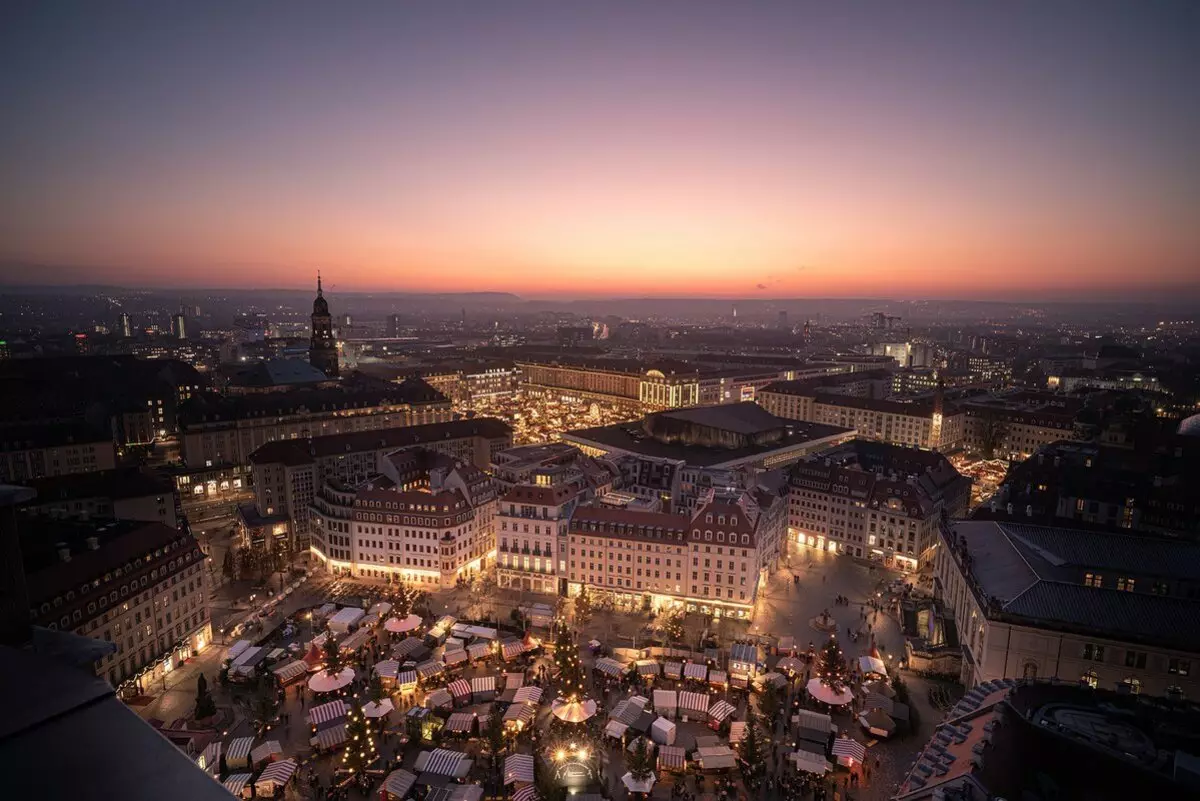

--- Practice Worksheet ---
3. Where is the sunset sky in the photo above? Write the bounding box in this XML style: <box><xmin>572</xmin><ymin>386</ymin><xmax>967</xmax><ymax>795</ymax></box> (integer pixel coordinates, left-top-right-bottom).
<box><xmin>1</xmin><ymin>2</ymin><xmax>1197</xmax><ymax>300</ymax></box>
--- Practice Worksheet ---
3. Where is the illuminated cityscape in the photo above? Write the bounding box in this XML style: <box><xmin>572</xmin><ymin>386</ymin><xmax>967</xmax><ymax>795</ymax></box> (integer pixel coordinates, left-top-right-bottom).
<box><xmin>2</xmin><ymin>4</ymin><xmax>1200</xmax><ymax>801</ymax></box>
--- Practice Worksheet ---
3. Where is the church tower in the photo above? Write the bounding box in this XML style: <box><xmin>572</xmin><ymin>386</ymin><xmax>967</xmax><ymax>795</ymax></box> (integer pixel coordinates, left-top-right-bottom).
<box><xmin>309</xmin><ymin>273</ymin><xmax>339</xmax><ymax>377</ymax></box>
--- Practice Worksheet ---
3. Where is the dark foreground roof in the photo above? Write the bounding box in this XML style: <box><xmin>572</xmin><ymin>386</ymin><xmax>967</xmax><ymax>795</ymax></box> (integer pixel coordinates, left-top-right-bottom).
<box><xmin>249</xmin><ymin>417</ymin><xmax>513</xmax><ymax>466</ymax></box>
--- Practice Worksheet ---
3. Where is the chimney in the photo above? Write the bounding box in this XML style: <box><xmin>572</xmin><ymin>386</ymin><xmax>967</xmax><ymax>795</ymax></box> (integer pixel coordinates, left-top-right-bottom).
<box><xmin>56</xmin><ymin>542</ymin><xmax>71</xmax><ymax>562</ymax></box>
<box><xmin>86</xmin><ymin>536</ymin><xmax>100</xmax><ymax>551</ymax></box>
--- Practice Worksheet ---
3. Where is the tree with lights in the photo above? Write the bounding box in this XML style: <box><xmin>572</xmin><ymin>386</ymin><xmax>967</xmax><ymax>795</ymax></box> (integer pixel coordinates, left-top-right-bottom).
<box><xmin>816</xmin><ymin>636</ymin><xmax>848</xmax><ymax>694</ymax></box>
<box><xmin>392</xmin><ymin>576</ymin><xmax>417</xmax><ymax>617</ymax></box>
<box><xmin>554</xmin><ymin>626</ymin><xmax>584</xmax><ymax>697</ymax></box>
<box><xmin>661</xmin><ymin>606</ymin><xmax>684</xmax><ymax>647</ymax></box>
<box><xmin>341</xmin><ymin>699</ymin><xmax>378</xmax><ymax>777</ymax></box>
<box><xmin>573</xmin><ymin>585</ymin><xmax>593</xmax><ymax>626</ymax></box>
<box><xmin>628</xmin><ymin>736</ymin><xmax>654</xmax><ymax>783</ymax></box>
<box><xmin>757</xmin><ymin>681</ymin><xmax>783</xmax><ymax>733</ymax></box>
<box><xmin>484</xmin><ymin>703</ymin><xmax>506</xmax><ymax>765</ymax></box>
<box><xmin>322</xmin><ymin>633</ymin><xmax>341</xmax><ymax>675</ymax></box>
<box><xmin>368</xmin><ymin>671</ymin><xmax>386</xmax><ymax>705</ymax></box>
<box><xmin>737</xmin><ymin>712</ymin><xmax>766</xmax><ymax>793</ymax></box>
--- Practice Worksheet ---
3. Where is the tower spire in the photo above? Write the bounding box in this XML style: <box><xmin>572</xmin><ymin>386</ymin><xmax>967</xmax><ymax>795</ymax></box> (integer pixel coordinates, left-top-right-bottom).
<box><xmin>317</xmin><ymin>271</ymin><xmax>323</xmax><ymax>295</ymax></box>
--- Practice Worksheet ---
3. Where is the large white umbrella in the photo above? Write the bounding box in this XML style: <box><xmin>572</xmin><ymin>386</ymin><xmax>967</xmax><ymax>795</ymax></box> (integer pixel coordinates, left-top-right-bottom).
<box><xmin>621</xmin><ymin>773</ymin><xmax>656</xmax><ymax>794</ymax></box>
<box><xmin>385</xmin><ymin>614</ymin><xmax>422</xmax><ymax>634</ymax></box>
<box><xmin>308</xmin><ymin>666</ymin><xmax>355</xmax><ymax>693</ymax></box>
<box><xmin>363</xmin><ymin>698</ymin><xmax>395</xmax><ymax>719</ymax></box>
<box><xmin>806</xmin><ymin>677</ymin><xmax>853</xmax><ymax>706</ymax></box>
<box><xmin>551</xmin><ymin>697</ymin><xmax>598</xmax><ymax>723</ymax></box>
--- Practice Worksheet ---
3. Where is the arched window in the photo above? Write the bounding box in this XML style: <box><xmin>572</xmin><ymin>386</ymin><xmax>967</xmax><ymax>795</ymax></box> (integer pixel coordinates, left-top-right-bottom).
<box><xmin>1022</xmin><ymin>661</ymin><xmax>1038</xmax><ymax>679</ymax></box>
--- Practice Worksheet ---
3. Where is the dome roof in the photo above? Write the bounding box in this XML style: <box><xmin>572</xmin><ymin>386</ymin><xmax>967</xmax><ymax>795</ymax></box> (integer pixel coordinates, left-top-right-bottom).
<box><xmin>1179</xmin><ymin>414</ymin><xmax>1200</xmax><ymax>437</ymax></box>
<box><xmin>312</xmin><ymin>294</ymin><xmax>329</xmax><ymax>315</ymax></box>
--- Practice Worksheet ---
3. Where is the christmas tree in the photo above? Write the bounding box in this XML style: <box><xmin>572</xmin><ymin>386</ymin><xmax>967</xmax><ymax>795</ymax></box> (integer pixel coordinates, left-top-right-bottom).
<box><xmin>368</xmin><ymin>671</ymin><xmax>386</xmax><ymax>705</ymax></box>
<box><xmin>341</xmin><ymin>699</ymin><xmax>378</xmax><ymax>776</ymax></box>
<box><xmin>660</xmin><ymin>606</ymin><xmax>684</xmax><ymax>646</ymax></box>
<box><xmin>573</xmin><ymin>585</ymin><xmax>593</xmax><ymax>625</ymax></box>
<box><xmin>322</xmin><ymin>633</ymin><xmax>342</xmax><ymax>676</ymax></box>
<box><xmin>554</xmin><ymin>626</ymin><xmax>584</xmax><ymax>698</ymax></box>
<box><xmin>816</xmin><ymin>636</ymin><xmax>848</xmax><ymax>694</ymax></box>
<box><xmin>737</xmin><ymin>712</ymin><xmax>766</xmax><ymax>792</ymax></box>
<box><xmin>628</xmin><ymin>736</ymin><xmax>653</xmax><ymax>783</ymax></box>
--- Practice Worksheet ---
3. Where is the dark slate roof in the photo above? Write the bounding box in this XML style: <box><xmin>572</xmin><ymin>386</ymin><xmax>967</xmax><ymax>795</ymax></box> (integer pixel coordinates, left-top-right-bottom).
<box><xmin>248</xmin><ymin>418</ymin><xmax>513</xmax><ymax>466</ymax></box>
<box><xmin>22</xmin><ymin>466</ymin><xmax>173</xmax><ymax>502</ymax></box>
<box><xmin>229</xmin><ymin>358</ymin><xmax>330</xmax><ymax>388</ymax></box>
<box><xmin>1002</xmin><ymin>582</ymin><xmax>1200</xmax><ymax>651</ymax></box>
<box><xmin>651</xmin><ymin>402</ymin><xmax>784</xmax><ymax>436</ymax></box>
<box><xmin>1002</xmin><ymin>522</ymin><xmax>1200</xmax><ymax>582</ymax></box>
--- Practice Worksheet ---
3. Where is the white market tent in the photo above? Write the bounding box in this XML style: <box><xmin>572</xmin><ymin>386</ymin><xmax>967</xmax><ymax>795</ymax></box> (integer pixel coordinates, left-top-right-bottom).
<box><xmin>831</xmin><ymin>737</ymin><xmax>867</xmax><ymax>766</ymax></box>
<box><xmin>425</xmin><ymin>688</ymin><xmax>453</xmax><ymax>709</ymax></box>
<box><xmin>653</xmin><ymin>689</ymin><xmax>677</xmax><ymax>718</ymax></box>
<box><xmin>364</xmin><ymin>698</ymin><xmax>395</xmax><ymax>719</ymax></box>
<box><xmin>340</xmin><ymin>627</ymin><xmax>373</xmax><ymax>653</ymax></box>
<box><xmin>223</xmin><ymin>773</ymin><xmax>252</xmax><ymax>797</ymax></box>
<box><xmin>789</xmin><ymin>750</ymin><xmax>831</xmax><ymax>775</ymax></box>
<box><xmin>309</xmin><ymin>666</ymin><xmax>355</xmax><ymax>693</ymax></box>
<box><xmin>414</xmin><ymin>747</ymin><xmax>473</xmax><ymax>779</ymax></box>
<box><xmin>806</xmin><ymin>677</ymin><xmax>854</xmax><ymax>706</ymax></box>
<box><xmin>707</xmin><ymin>699</ymin><xmax>736</xmax><ymax>725</ymax></box>
<box><xmin>694</xmin><ymin>746</ymin><xmax>737</xmax><ymax>771</ymax></box>
<box><xmin>311</xmin><ymin>724</ymin><xmax>347</xmax><ymax>750</ymax></box>
<box><xmin>368</xmin><ymin>601</ymin><xmax>393</xmax><ymax>617</ymax></box>
<box><xmin>227</xmin><ymin>640</ymin><xmax>253</xmax><ymax>661</ymax></box>
<box><xmin>308</xmin><ymin>699</ymin><xmax>348</xmax><ymax>727</ymax></box>
<box><xmin>503</xmin><ymin>754</ymin><xmax>535</xmax><ymax>785</ymax></box>
<box><xmin>621</xmin><ymin>772</ymin><xmax>656</xmax><ymax>794</ymax></box>
<box><xmin>650</xmin><ymin>717</ymin><xmax>676</xmax><ymax>746</ymax></box>
<box><xmin>604</xmin><ymin>720</ymin><xmax>628</xmax><ymax>739</ymax></box>
<box><xmin>272</xmin><ymin>659</ymin><xmax>309</xmax><ymax>684</ymax></box>
<box><xmin>254</xmin><ymin>758</ymin><xmax>298</xmax><ymax>795</ymax></box>
<box><xmin>328</xmin><ymin>606</ymin><xmax>365</xmax><ymax>634</ymax></box>
<box><xmin>859</xmin><ymin>654</ymin><xmax>887</xmax><ymax>676</ymax></box>
<box><xmin>250</xmin><ymin>740</ymin><xmax>282</xmax><ymax>766</ymax></box>
<box><xmin>385</xmin><ymin>613</ymin><xmax>423</xmax><ymax>634</ymax></box>
<box><xmin>225</xmin><ymin>737</ymin><xmax>254</xmax><ymax>769</ymax></box>
<box><xmin>728</xmin><ymin>721</ymin><xmax>746</xmax><ymax>745</ymax></box>
<box><xmin>551</xmin><ymin>697</ymin><xmax>598</xmax><ymax>723</ymax></box>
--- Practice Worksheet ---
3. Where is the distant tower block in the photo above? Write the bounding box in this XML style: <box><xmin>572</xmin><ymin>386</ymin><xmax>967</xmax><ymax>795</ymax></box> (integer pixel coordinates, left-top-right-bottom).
<box><xmin>309</xmin><ymin>273</ymin><xmax>339</xmax><ymax>377</ymax></box>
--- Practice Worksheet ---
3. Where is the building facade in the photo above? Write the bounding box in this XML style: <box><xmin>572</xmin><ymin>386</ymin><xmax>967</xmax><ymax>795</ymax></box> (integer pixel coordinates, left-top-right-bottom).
<box><xmin>21</xmin><ymin>467</ymin><xmax>181</xmax><ymax>531</ymax></box>
<box><xmin>0</xmin><ymin>423</ymin><xmax>118</xmax><ymax>483</ymax></box>
<box><xmin>22</xmin><ymin>519</ymin><xmax>212</xmax><ymax>698</ymax></box>
<box><xmin>933</xmin><ymin>520</ymin><xmax>1200</xmax><ymax>697</ymax></box>
<box><xmin>309</xmin><ymin>451</ymin><xmax>497</xmax><ymax>587</ymax></box>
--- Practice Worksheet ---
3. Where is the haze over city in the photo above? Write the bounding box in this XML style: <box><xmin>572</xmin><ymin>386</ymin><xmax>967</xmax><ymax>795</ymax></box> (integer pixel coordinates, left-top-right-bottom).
<box><xmin>2</xmin><ymin>1</ymin><xmax>1198</xmax><ymax>301</ymax></box>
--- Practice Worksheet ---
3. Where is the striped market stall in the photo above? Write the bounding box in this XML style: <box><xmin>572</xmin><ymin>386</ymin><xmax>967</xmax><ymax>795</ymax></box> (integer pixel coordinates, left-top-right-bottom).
<box><xmin>443</xmin><ymin>649</ymin><xmax>468</xmax><ymax>667</ymax></box>
<box><xmin>658</xmin><ymin>745</ymin><xmax>686</xmax><ymax>772</ymax></box>
<box><xmin>448</xmin><ymin>678</ymin><xmax>472</xmax><ymax>704</ymax></box>
<box><xmin>512</xmin><ymin>686</ymin><xmax>542</xmax><ymax>704</ymax></box>
<box><xmin>444</xmin><ymin>711</ymin><xmax>477</xmax><ymax>735</ymax></box>
<box><xmin>272</xmin><ymin>659</ymin><xmax>309</xmax><ymax>686</ymax></box>
<box><xmin>707</xmin><ymin>700</ymin><xmax>736</xmax><ymax>727</ymax></box>
<box><xmin>414</xmin><ymin>748</ymin><xmax>473</xmax><ymax>779</ymax></box>
<box><xmin>831</xmin><ymin>737</ymin><xmax>867</xmax><ymax>767</ymax></box>
<box><xmin>425</xmin><ymin>688</ymin><xmax>452</xmax><ymax>710</ymax></box>
<box><xmin>308</xmin><ymin>699</ymin><xmax>348</xmax><ymax>729</ymax></box>
<box><xmin>381</xmin><ymin>769</ymin><xmax>416</xmax><ymax>801</ymax></box>
<box><xmin>512</xmin><ymin>785</ymin><xmax>540</xmax><ymax>801</ymax></box>
<box><xmin>679</xmin><ymin>692</ymin><xmax>709</xmax><ymax>720</ymax></box>
<box><xmin>503</xmin><ymin>754</ymin><xmax>535</xmax><ymax>785</ymax></box>
<box><xmin>467</xmin><ymin>642</ymin><xmax>492</xmax><ymax>662</ymax></box>
<box><xmin>223</xmin><ymin>773</ymin><xmax>252</xmax><ymax>798</ymax></box>
<box><xmin>502</xmin><ymin>703</ymin><xmax>536</xmax><ymax>729</ymax></box>
<box><xmin>250</xmin><ymin>740</ymin><xmax>282</xmax><ymax>766</ymax></box>
<box><xmin>311</xmin><ymin>724</ymin><xmax>347</xmax><ymax>750</ymax></box>
<box><xmin>663</xmin><ymin>662</ymin><xmax>682</xmax><ymax>680</ymax></box>
<box><xmin>594</xmin><ymin>657</ymin><xmax>625</xmax><ymax>677</ymax></box>
<box><xmin>471</xmin><ymin>675</ymin><xmax>497</xmax><ymax>701</ymax></box>
<box><xmin>254</xmin><ymin>758</ymin><xmax>298</xmax><ymax>796</ymax></box>
<box><xmin>683</xmin><ymin>662</ymin><xmax>707</xmax><ymax>682</ymax></box>
<box><xmin>415</xmin><ymin>660</ymin><xmax>444</xmax><ymax>681</ymax></box>
<box><xmin>225</xmin><ymin>737</ymin><xmax>254</xmax><ymax>769</ymax></box>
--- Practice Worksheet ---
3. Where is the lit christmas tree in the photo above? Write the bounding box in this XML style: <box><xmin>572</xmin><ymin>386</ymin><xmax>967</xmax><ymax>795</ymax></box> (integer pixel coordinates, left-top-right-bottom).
<box><xmin>554</xmin><ymin>625</ymin><xmax>584</xmax><ymax>698</ymax></box>
<box><xmin>816</xmin><ymin>637</ymin><xmax>848</xmax><ymax>694</ymax></box>
<box><xmin>322</xmin><ymin>633</ymin><xmax>342</xmax><ymax>676</ymax></box>
<box><xmin>341</xmin><ymin>699</ymin><xmax>378</xmax><ymax>776</ymax></box>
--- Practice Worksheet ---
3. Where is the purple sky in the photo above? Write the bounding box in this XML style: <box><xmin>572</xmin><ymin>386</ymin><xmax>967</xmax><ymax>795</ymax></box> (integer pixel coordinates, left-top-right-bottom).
<box><xmin>1</xmin><ymin>1</ymin><xmax>1197</xmax><ymax>299</ymax></box>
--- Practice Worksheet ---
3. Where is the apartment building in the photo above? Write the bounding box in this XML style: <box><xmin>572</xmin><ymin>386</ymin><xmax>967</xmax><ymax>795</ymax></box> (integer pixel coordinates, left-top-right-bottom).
<box><xmin>0</xmin><ymin>422</ymin><xmax>118</xmax><ymax>483</ymax></box>
<box><xmin>177</xmin><ymin>375</ymin><xmax>451</xmax><ymax>468</ymax></box>
<box><xmin>565</xmin><ymin>489</ymin><xmax>783</xmax><ymax>619</ymax></box>
<box><xmin>934</xmin><ymin>520</ymin><xmax>1200</xmax><ymax>697</ymax></box>
<box><xmin>22</xmin><ymin>518</ymin><xmax>212</xmax><ymax>698</ymax></box>
<box><xmin>309</xmin><ymin>450</ymin><xmax>497</xmax><ymax>587</ymax></box>
<box><xmin>20</xmin><ymin>467</ymin><xmax>181</xmax><ymax>530</ymax></box>
<box><xmin>788</xmin><ymin>440</ymin><xmax>970</xmax><ymax>568</ymax></box>
<box><xmin>246</xmin><ymin>418</ymin><xmax>511</xmax><ymax>550</ymax></box>
<box><xmin>961</xmin><ymin>392</ymin><xmax>1083</xmax><ymax>460</ymax></box>
<box><xmin>496</xmin><ymin>483</ymin><xmax>579</xmax><ymax>595</ymax></box>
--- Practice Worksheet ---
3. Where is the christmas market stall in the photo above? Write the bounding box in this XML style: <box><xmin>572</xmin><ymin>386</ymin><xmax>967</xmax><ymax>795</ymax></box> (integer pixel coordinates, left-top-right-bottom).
<box><xmin>381</xmin><ymin>769</ymin><xmax>417</xmax><ymax>801</ymax></box>
<box><xmin>223</xmin><ymin>773</ymin><xmax>252</xmax><ymax>799</ymax></box>
<box><xmin>414</xmin><ymin>747</ymin><xmax>473</xmax><ymax>779</ymax></box>
<box><xmin>253</xmin><ymin>757</ymin><xmax>297</xmax><ymax>798</ymax></box>
<box><xmin>225</xmin><ymin>737</ymin><xmax>254</xmax><ymax>770</ymax></box>
<box><xmin>831</xmin><ymin>736</ymin><xmax>867</xmax><ymax>768</ymax></box>
<box><xmin>678</xmin><ymin>691</ymin><xmax>709</xmax><ymax>722</ymax></box>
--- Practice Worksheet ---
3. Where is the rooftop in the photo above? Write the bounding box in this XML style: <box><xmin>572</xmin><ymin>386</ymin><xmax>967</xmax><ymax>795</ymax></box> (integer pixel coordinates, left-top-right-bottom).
<box><xmin>228</xmin><ymin>357</ymin><xmax>332</xmax><ymax>388</ymax></box>
<box><xmin>249</xmin><ymin>417</ymin><xmax>512</xmax><ymax>467</ymax></box>
<box><xmin>21</xmin><ymin>466</ymin><xmax>173</xmax><ymax>503</ymax></box>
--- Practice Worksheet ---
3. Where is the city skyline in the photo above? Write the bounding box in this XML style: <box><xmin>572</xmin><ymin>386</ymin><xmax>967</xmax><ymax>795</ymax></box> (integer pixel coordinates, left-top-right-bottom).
<box><xmin>2</xmin><ymin>2</ymin><xmax>1198</xmax><ymax>301</ymax></box>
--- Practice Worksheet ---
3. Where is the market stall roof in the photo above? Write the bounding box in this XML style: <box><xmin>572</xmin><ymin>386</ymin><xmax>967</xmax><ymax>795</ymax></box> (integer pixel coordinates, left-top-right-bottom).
<box><xmin>397</xmin><ymin>670</ymin><xmax>418</xmax><ymax>688</ymax></box>
<box><xmin>426</xmin><ymin>785</ymin><xmax>484</xmax><ymax>801</ymax></box>
<box><xmin>621</xmin><ymin>772</ymin><xmax>655</xmax><ymax>793</ymax></box>
<box><xmin>415</xmin><ymin>748</ymin><xmax>472</xmax><ymax>778</ymax></box>
<box><xmin>755</xmin><ymin>671</ymin><xmax>787</xmax><ymax>690</ymax></box>
<box><xmin>776</xmin><ymin>656</ymin><xmax>805</xmax><ymax>674</ymax></box>
<box><xmin>382</xmin><ymin>769</ymin><xmax>416</xmax><ymax>800</ymax></box>
<box><xmin>429</xmin><ymin>616</ymin><xmax>457</xmax><ymax>637</ymax></box>
<box><xmin>708</xmin><ymin>669</ymin><xmax>728</xmax><ymax>686</ymax></box>
<box><xmin>793</xmin><ymin>708</ymin><xmax>834</xmax><ymax>733</ymax></box>
<box><xmin>328</xmin><ymin>607</ymin><xmax>365</xmax><ymax>630</ymax></box>
<box><xmin>504</xmin><ymin>754</ymin><xmax>535</xmax><ymax>785</ymax></box>
<box><xmin>467</xmin><ymin>642</ymin><xmax>492</xmax><ymax>661</ymax></box>
<box><xmin>443</xmin><ymin>649</ymin><xmax>468</xmax><ymax>666</ymax></box>
<box><xmin>393</xmin><ymin>637</ymin><xmax>428</xmax><ymax>661</ymax></box>
<box><xmin>694</xmin><ymin>746</ymin><xmax>737</xmax><ymax>771</ymax></box>
<box><xmin>311</xmin><ymin>724</ymin><xmax>346</xmax><ymax>750</ymax></box>
<box><xmin>594</xmin><ymin>657</ymin><xmax>625</xmax><ymax>677</ymax></box>
<box><xmin>683</xmin><ymin>662</ymin><xmax>707</xmax><ymax>681</ymax></box>
<box><xmin>512</xmin><ymin>686</ymin><xmax>542</xmax><ymax>705</ymax></box>
<box><xmin>505</xmin><ymin>673</ymin><xmax>525</xmax><ymax>689</ymax></box>
<box><xmin>225</xmin><ymin>737</ymin><xmax>253</xmax><ymax>764</ymax></box>
<box><xmin>512</xmin><ymin>785</ymin><xmax>540</xmax><ymax>801</ymax></box>
<box><xmin>679</xmin><ymin>691</ymin><xmax>709</xmax><ymax>715</ymax></box>
<box><xmin>364</xmin><ymin>699</ymin><xmax>395</xmax><ymax>719</ymax></box>
<box><xmin>445</xmin><ymin>712</ymin><xmax>476</xmax><ymax>733</ymax></box>
<box><xmin>605</xmin><ymin>720</ymin><xmax>629</xmax><ymax>739</ymax></box>
<box><xmin>223</xmin><ymin>774</ymin><xmax>252</xmax><ymax>795</ymax></box>
<box><xmin>385</xmin><ymin>613</ymin><xmax>423</xmax><ymax>634</ymax></box>
<box><xmin>470</xmin><ymin>676</ymin><xmax>496</xmax><ymax>697</ymax></box>
<box><xmin>652</xmin><ymin>690</ymin><xmax>677</xmax><ymax>711</ymax></box>
<box><xmin>340</xmin><ymin>627</ymin><xmax>373</xmax><ymax>653</ymax></box>
<box><xmin>663</xmin><ymin>662</ymin><xmax>682</xmax><ymax>679</ymax></box>
<box><xmin>863</xmin><ymin>678</ymin><xmax>896</xmax><ymax>699</ymax></box>
<box><xmin>308</xmin><ymin>667</ymin><xmax>355</xmax><ymax>693</ymax></box>
<box><xmin>308</xmin><ymin>699</ymin><xmax>348</xmax><ymax>727</ymax></box>
<box><xmin>448</xmin><ymin>679</ymin><xmax>472</xmax><ymax>700</ymax></box>
<box><xmin>551</xmin><ymin>697</ymin><xmax>598</xmax><ymax>723</ymax></box>
<box><xmin>415</xmin><ymin>660</ymin><xmax>444</xmax><ymax>680</ymax></box>
<box><xmin>658</xmin><ymin>746</ymin><xmax>686</xmax><ymax>771</ymax></box>
<box><xmin>610</xmin><ymin>700</ymin><xmax>640</xmax><ymax>726</ymax></box>
<box><xmin>369</xmin><ymin>601</ymin><xmax>393</xmax><ymax>617</ymax></box>
<box><xmin>272</xmin><ymin>659</ymin><xmax>309</xmax><ymax>684</ymax></box>
<box><xmin>250</xmin><ymin>741</ymin><xmax>281</xmax><ymax>765</ymax></box>
<box><xmin>831</xmin><ymin>737</ymin><xmax>867</xmax><ymax>763</ymax></box>
<box><xmin>452</xmin><ymin>623</ymin><xmax>498</xmax><ymax>640</ymax></box>
<box><xmin>195</xmin><ymin>741</ymin><xmax>220</xmax><ymax>774</ymax></box>
<box><xmin>425</xmin><ymin>689</ymin><xmax>452</xmax><ymax>709</ymax></box>
<box><xmin>636</xmin><ymin>660</ymin><xmax>660</xmax><ymax>676</ymax></box>
<box><xmin>728</xmin><ymin>721</ymin><xmax>746</xmax><ymax>745</ymax></box>
<box><xmin>789</xmin><ymin>750</ymin><xmax>830</xmax><ymax>775</ymax></box>
<box><xmin>254</xmin><ymin>758</ymin><xmax>296</xmax><ymax>793</ymax></box>
<box><xmin>806</xmin><ymin>678</ymin><xmax>853</xmax><ymax>706</ymax></box>
<box><xmin>501</xmin><ymin>640</ymin><xmax>527</xmax><ymax>660</ymax></box>
<box><xmin>707</xmin><ymin>699</ymin><xmax>736</xmax><ymax>723</ymax></box>
<box><xmin>859</xmin><ymin>708</ymin><xmax>896</xmax><ymax>737</ymax></box>
<box><xmin>374</xmin><ymin>659</ymin><xmax>400</xmax><ymax>680</ymax></box>
<box><xmin>858</xmin><ymin>655</ymin><xmax>887</xmax><ymax>676</ymax></box>
<box><xmin>503</xmin><ymin>703</ymin><xmax>535</xmax><ymax>725</ymax></box>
